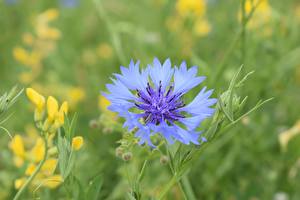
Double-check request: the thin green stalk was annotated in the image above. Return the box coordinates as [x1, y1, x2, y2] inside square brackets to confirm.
[93, 0, 126, 64]
[158, 176, 178, 200]
[241, 0, 247, 65]
[212, 0, 263, 84]
[13, 136, 48, 200]
[181, 175, 197, 200]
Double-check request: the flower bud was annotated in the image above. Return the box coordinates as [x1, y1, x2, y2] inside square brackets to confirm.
[160, 155, 169, 165]
[72, 136, 84, 151]
[115, 147, 124, 157]
[122, 152, 132, 161]
[89, 119, 99, 129]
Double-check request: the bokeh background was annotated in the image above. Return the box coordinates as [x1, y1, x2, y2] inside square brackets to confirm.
[0, 0, 300, 199]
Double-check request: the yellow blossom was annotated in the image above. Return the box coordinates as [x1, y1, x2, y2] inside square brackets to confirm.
[41, 9, 59, 22]
[98, 95, 111, 112]
[68, 87, 85, 108]
[47, 96, 59, 121]
[13, 47, 30, 65]
[72, 136, 84, 151]
[14, 178, 26, 189]
[22, 33, 34, 46]
[279, 120, 300, 151]
[26, 88, 45, 111]
[194, 19, 211, 37]
[97, 43, 113, 59]
[9, 135, 25, 158]
[176, 0, 206, 17]
[241, 0, 272, 30]
[41, 159, 58, 176]
[29, 137, 45, 163]
[42, 175, 63, 189]
[25, 163, 36, 176]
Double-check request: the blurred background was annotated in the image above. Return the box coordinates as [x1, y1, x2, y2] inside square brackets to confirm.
[0, 0, 300, 199]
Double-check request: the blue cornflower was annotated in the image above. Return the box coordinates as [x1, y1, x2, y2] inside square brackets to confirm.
[104, 58, 217, 147]
[60, 0, 79, 7]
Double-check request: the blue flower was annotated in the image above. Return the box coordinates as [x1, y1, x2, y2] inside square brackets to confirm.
[104, 58, 217, 147]
[60, 0, 79, 8]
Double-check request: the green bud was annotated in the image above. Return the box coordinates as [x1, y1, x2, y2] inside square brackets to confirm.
[160, 155, 169, 165]
[122, 152, 132, 161]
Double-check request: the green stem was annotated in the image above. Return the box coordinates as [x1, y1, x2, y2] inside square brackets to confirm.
[93, 0, 126, 64]
[241, 0, 247, 65]
[181, 175, 197, 200]
[212, 0, 262, 84]
[13, 136, 48, 200]
[158, 176, 178, 200]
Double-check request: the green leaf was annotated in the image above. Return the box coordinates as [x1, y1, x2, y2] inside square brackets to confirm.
[86, 174, 103, 200]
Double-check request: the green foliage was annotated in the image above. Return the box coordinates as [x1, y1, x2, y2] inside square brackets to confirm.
[0, 0, 299, 199]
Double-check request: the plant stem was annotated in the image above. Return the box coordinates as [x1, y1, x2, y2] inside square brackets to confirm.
[241, 0, 247, 65]
[158, 176, 178, 200]
[13, 136, 48, 200]
[181, 175, 197, 200]
[93, 0, 126, 64]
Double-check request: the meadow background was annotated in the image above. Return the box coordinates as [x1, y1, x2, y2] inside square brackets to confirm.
[0, 0, 300, 199]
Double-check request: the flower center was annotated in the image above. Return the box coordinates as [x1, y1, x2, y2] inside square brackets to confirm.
[135, 81, 185, 125]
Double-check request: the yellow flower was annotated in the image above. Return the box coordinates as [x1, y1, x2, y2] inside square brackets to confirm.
[41, 9, 59, 22]
[67, 87, 85, 108]
[36, 26, 61, 40]
[279, 120, 300, 152]
[42, 175, 63, 189]
[72, 136, 84, 151]
[22, 33, 34, 46]
[98, 95, 111, 112]
[54, 101, 69, 128]
[97, 43, 113, 59]
[9, 135, 25, 158]
[14, 178, 26, 189]
[47, 96, 59, 121]
[176, 0, 206, 17]
[25, 163, 36, 176]
[26, 88, 45, 111]
[194, 19, 211, 37]
[241, 0, 272, 30]
[41, 159, 58, 176]
[29, 137, 45, 163]
[13, 47, 30, 65]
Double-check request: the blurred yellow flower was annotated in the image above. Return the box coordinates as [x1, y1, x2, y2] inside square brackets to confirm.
[98, 95, 111, 112]
[72, 136, 84, 151]
[279, 120, 300, 152]
[41, 159, 58, 176]
[25, 163, 36, 176]
[29, 137, 45, 163]
[47, 96, 59, 122]
[22, 33, 34, 46]
[176, 0, 206, 17]
[42, 175, 63, 189]
[241, 0, 272, 31]
[14, 178, 26, 190]
[97, 43, 113, 59]
[26, 88, 45, 112]
[40, 9, 59, 22]
[9, 135, 25, 167]
[194, 19, 211, 37]
[67, 87, 85, 108]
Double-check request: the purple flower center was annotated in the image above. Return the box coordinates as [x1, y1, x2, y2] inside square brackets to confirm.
[135, 81, 185, 125]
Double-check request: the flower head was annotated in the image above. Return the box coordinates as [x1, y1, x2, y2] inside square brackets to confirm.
[104, 58, 217, 147]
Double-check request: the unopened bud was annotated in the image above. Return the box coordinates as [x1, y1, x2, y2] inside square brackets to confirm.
[122, 152, 132, 161]
[160, 155, 169, 165]
[103, 126, 113, 134]
[115, 147, 124, 157]
[89, 119, 99, 129]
